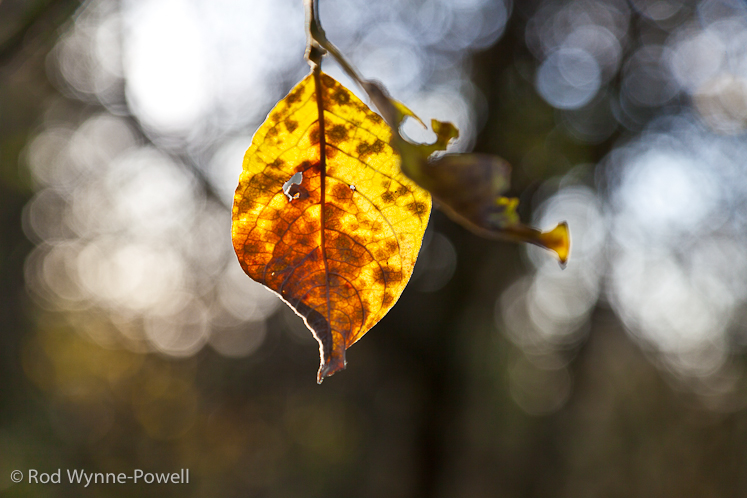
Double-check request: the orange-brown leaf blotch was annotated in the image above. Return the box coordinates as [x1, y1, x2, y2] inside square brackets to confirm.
[232, 71, 431, 382]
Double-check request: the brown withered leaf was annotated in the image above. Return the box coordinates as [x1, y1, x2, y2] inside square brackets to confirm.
[232, 71, 433, 382]
[361, 82, 570, 265]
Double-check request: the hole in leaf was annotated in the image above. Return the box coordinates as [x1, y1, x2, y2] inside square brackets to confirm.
[282, 171, 307, 201]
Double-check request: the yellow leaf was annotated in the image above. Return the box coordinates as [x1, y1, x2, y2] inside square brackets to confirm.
[232, 71, 431, 382]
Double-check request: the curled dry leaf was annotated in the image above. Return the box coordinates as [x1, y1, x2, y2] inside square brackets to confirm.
[232, 72, 433, 382]
[362, 82, 570, 266]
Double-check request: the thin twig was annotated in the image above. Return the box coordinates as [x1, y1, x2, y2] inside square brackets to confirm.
[302, 0, 400, 128]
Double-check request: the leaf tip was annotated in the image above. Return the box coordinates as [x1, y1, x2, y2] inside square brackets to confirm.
[540, 221, 570, 267]
[317, 357, 347, 384]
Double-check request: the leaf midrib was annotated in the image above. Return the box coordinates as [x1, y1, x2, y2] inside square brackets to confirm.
[313, 68, 333, 332]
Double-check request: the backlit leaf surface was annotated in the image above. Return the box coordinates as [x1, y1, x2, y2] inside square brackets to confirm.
[232, 72, 431, 382]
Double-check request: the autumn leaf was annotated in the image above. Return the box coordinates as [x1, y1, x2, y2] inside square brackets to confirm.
[232, 71, 432, 382]
[361, 82, 570, 265]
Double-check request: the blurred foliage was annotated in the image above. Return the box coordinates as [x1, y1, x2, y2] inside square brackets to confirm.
[3, 0, 747, 497]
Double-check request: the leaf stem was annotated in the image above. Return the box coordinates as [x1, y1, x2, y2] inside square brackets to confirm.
[302, 0, 399, 127]
[303, 0, 325, 69]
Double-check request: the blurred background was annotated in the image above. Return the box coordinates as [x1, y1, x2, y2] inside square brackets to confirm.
[3, 0, 747, 496]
